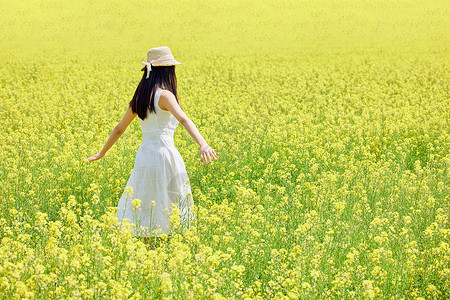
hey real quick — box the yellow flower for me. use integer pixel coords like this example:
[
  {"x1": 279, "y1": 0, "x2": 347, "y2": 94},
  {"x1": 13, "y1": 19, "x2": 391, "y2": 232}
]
[
  {"x1": 301, "y1": 282, "x2": 311, "y2": 291},
  {"x1": 132, "y1": 198, "x2": 141, "y2": 211}
]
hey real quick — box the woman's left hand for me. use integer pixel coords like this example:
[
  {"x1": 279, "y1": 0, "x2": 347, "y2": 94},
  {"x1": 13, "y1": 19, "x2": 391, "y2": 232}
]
[{"x1": 84, "y1": 152, "x2": 105, "y2": 162}]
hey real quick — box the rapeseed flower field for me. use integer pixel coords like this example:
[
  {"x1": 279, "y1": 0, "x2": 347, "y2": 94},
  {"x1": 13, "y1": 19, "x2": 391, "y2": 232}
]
[{"x1": 1, "y1": 0, "x2": 449, "y2": 299}]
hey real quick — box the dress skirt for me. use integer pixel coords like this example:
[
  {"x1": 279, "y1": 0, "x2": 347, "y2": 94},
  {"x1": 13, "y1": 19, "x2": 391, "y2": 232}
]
[{"x1": 116, "y1": 133, "x2": 195, "y2": 238}]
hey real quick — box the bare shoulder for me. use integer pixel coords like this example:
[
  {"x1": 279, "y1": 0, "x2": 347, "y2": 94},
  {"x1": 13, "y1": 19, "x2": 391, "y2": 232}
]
[
  {"x1": 159, "y1": 90, "x2": 178, "y2": 110},
  {"x1": 160, "y1": 89, "x2": 176, "y2": 100}
]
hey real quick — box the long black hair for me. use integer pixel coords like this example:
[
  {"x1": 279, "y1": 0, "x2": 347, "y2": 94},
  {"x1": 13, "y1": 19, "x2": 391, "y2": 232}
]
[{"x1": 129, "y1": 65, "x2": 180, "y2": 120}]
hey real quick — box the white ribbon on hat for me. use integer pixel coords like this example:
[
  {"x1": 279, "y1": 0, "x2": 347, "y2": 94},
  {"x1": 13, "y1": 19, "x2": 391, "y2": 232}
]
[{"x1": 142, "y1": 61, "x2": 152, "y2": 79}]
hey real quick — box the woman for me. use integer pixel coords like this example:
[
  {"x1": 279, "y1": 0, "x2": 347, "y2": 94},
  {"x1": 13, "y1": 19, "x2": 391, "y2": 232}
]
[{"x1": 85, "y1": 46, "x2": 218, "y2": 249}]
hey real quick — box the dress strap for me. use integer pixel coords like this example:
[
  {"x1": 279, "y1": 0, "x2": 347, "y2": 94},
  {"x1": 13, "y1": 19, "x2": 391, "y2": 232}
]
[{"x1": 154, "y1": 89, "x2": 164, "y2": 111}]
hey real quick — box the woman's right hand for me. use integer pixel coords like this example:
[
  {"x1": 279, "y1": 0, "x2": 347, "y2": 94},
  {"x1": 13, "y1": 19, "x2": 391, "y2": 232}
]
[{"x1": 200, "y1": 144, "x2": 218, "y2": 164}]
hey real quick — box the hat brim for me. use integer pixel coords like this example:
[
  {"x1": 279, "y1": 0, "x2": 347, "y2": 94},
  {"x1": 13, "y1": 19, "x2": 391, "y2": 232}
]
[
  {"x1": 141, "y1": 60, "x2": 181, "y2": 71},
  {"x1": 153, "y1": 59, "x2": 182, "y2": 66}
]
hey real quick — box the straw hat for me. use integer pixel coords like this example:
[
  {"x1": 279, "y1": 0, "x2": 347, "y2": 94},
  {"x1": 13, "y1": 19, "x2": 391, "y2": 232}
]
[{"x1": 141, "y1": 46, "x2": 181, "y2": 79}]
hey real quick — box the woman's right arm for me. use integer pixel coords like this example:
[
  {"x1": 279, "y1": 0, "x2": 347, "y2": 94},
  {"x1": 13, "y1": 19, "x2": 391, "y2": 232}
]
[{"x1": 159, "y1": 91, "x2": 218, "y2": 164}]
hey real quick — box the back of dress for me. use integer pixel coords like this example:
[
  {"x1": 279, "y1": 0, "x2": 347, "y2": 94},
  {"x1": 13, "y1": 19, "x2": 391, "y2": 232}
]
[
  {"x1": 140, "y1": 89, "x2": 179, "y2": 138},
  {"x1": 116, "y1": 88, "x2": 194, "y2": 238}
]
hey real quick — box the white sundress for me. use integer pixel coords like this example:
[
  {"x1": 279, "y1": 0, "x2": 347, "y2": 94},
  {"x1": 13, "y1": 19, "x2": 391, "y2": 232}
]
[{"x1": 116, "y1": 88, "x2": 195, "y2": 237}]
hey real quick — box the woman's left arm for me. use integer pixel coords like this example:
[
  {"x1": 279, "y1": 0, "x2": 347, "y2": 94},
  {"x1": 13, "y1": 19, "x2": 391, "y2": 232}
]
[{"x1": 85, "y1": 106, "x2": 137, "y2": 162}]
